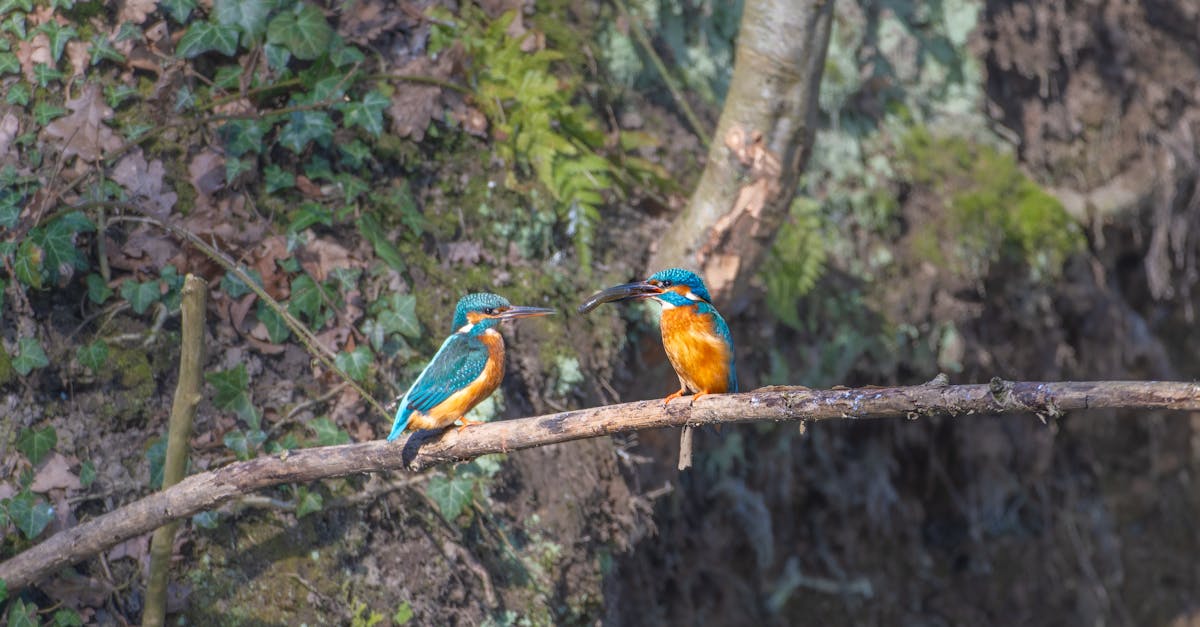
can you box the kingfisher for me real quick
[387,293,554,441]
[579,268,737,404]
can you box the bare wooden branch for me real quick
[143,275,206,627]
[2,379,1198,592]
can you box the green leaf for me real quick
[264,165,295,193]
[79,460,96,488]
[33,62,64,87]
[5,81,29,105]
[219,119,267,157]
[357,214,407,273]
[330,42,364,67]
[287,273,333,324]
[85,273,113,304]
[425,474,475,521]
[120,278,162,314]
[0,51,17,75]
[13,239,42,289]
[7,598,37,627]
[335,345,372,382]
[214,0,272,42]
[1,12,26,39]
[255,301,290,344]
[160,0,196,22]
[307,417,350,446]
[225,156,253,183]
[90,34,124,65]
[0,578,6,603]
[12,336,49,376]
[33,100,67,124]
[76,340,108,372]
[16,426,56,464]
[206,364,260,428]
[296,488,323,517]
[147,438,166,488]
[37,213,93,283]
[9,491,54,539]
[337,91,388,137]
[53,608,83,627]
[266,3,332,60]
[0,0,33,16]
[374,293,421,339]
[176,21,240,58]
[287,202,333,232]
[277,110,334,153]
[37,21,77,63]
[223,429,250,459]
[263,42,290,70]
[219,267,263,298]
[192,510,219,528]
[392,602,414,626]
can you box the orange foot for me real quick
[456,418,485,433]
[663,389,686,406]
[688,391,713,406]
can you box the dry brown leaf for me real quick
[119,0,157,24]
[107,225,182,272]
[298,237,353,282]
[40,572,114,609]
[443,240,485,266]
[65,39,89,78]
[112,148,178,217]
[42,83,123,163]
[0,112,19,160]
[251,235,291,299]
[337,0,408,43]
[30,453,82,492]
[17,34,53,83]
[388,54,455,141]
[188,149,226,208]
[108,532,150,562]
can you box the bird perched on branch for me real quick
[387,293,554,441]
[579,268,737,405]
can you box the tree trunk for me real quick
[648,0,836,310]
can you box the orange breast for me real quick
[407,331,506,430]
[659,306,732,394]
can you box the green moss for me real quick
[900,127,1084,279]
[0,346,13,386]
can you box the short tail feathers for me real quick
[387,400,412,442]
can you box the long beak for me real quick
[495,306,556,320]
[578,281,663,314]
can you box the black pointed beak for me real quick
[577,281,663,314]
[495,306,556,320]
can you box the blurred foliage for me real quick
[899,127,1084,279]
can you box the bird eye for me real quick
[484,308,495,315]
[661,280,672,287]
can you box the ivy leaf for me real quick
[219,119,267,157]
[287,202,333,232]
[277,110,334,153]
[307,417,349,446]
[335,345,373,383]
[120,278,162,314]
[255,301,290,344]
[357,215,406,273]
[5,81,29,105]
[77,340,108,372]
[16,426,56,464]
[13,238,43,289]
[79,460,96,488]
[266,3,332,60]
[37,21,77,63]
[53,608,84,627]
[0,0,33,16]
[147,438,166,488]
[296,488,323,517]
[192,510,219,528]
[8,599,37,627]
[264,165,294,193]
[425,474,476,521]
[90,34,124,65]
[160,0,196,22]
[85,273,113,304]
[375,294,421,339]
[219,267,262,299]
[176,21,239,58]
[9,491,54,539]
[206,364,260,428]
[288,273,333,324]
[0,578,6,603]
[13,336,49,376]
[38,214,93,282]
[0,52,18,75]
[223,429,250,459]
[214,0,272,43]
[337,90,388,137]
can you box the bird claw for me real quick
[456,419,484,433]
[663,390,686,406]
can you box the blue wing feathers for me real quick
[387,333,490,441]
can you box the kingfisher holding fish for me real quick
[579,268,737,404]
[387,293,554,441]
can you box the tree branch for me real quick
[2,379,1198,592]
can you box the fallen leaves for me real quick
[42,83,123,164]
[30,453,82,492]
[388,54,457,141]
[111,149,178,218]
